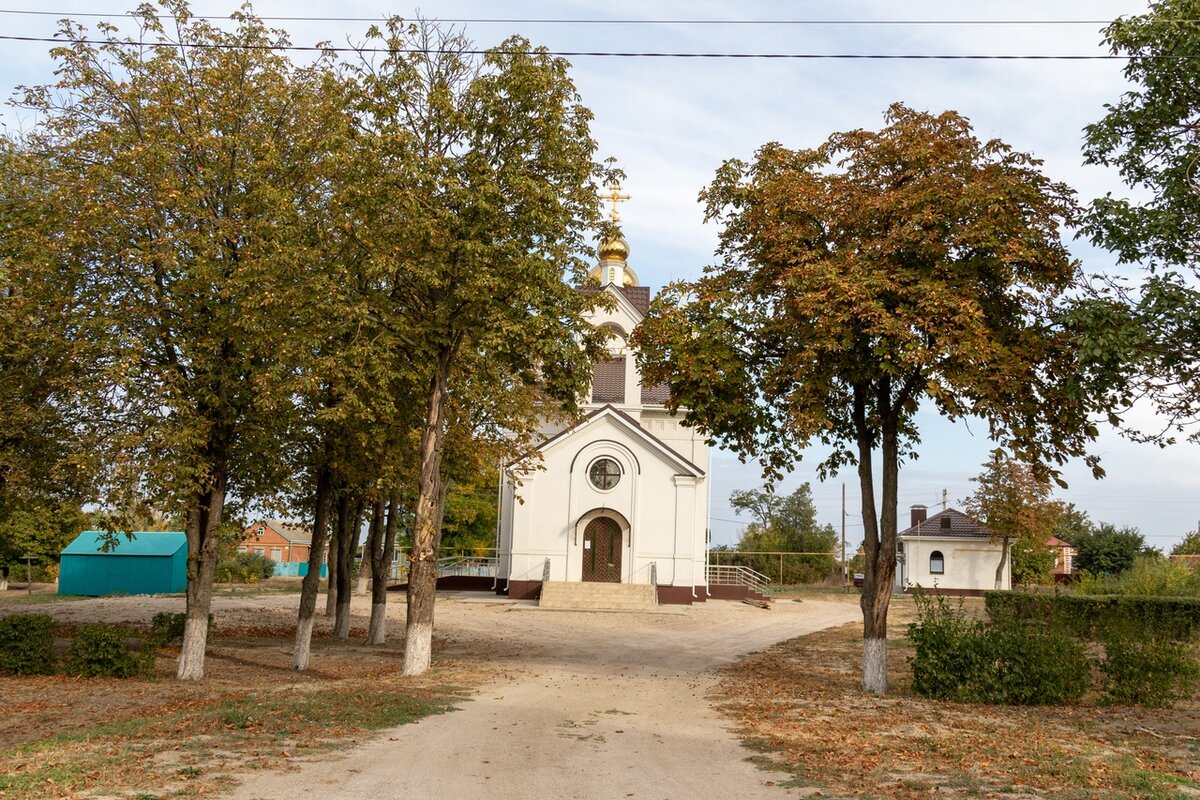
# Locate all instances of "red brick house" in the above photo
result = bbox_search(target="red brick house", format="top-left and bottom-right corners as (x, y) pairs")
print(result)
(239, 520), (317, 565)
(1047, 535), (1077, 576)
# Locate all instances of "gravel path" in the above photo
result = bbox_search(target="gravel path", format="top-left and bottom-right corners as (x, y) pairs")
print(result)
(12, 589), (862, 799)
(225, 592), (862, 800)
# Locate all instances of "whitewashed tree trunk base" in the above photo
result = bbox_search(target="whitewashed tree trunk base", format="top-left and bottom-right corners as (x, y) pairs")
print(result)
(176, 617), (210, 680)
(862, 637), (888, 694)
(367, 603), (387, 645)
(0, 576), (8, 592)
(293, 616), (315, 670)
(402, 621), (432, 676)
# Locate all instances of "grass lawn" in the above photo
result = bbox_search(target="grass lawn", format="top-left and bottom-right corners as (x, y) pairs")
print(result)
(716, 594), (1200, 799)
(0, 606), (479, 800)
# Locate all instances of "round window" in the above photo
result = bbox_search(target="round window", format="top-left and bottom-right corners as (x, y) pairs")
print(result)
(588, 457), (622, 490)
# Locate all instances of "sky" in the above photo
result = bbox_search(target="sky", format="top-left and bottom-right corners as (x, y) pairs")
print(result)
(2, 0), (1196, 552)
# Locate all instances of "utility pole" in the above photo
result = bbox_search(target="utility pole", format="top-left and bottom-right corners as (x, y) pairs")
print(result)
(941, 488), (948, 511)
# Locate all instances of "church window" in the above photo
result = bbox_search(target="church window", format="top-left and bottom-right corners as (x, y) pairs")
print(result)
(588, 457), (622, 490)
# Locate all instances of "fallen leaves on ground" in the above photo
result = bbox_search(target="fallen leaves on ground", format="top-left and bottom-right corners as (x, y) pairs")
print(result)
(715, 609), (1200, 800)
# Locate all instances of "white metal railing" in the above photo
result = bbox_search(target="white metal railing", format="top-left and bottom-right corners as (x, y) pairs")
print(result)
(707, 563), (770, 594)
(436, 556), (497, 578)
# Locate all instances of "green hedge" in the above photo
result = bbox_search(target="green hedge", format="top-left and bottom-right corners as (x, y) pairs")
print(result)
(908, 594), (1090, 705)
(0, 614), (56, 675)
(984, 591), (1200, 641)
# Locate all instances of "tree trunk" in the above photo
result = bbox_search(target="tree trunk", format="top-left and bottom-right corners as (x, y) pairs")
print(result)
(995, 535), (1011, 590)
(324, 516), (339, 618)
(365, 494), (391, 644)
(0, 565), (8, 592)
(403, 359), (451, 676)
(855, 381), (899, 695)
(293, 463), (333, 671)
(177, 470), (227, 681)
(333, 495), (355, 640)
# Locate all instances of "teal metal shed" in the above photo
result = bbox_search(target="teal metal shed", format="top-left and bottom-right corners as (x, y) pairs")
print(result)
(59, 531), (188, 596)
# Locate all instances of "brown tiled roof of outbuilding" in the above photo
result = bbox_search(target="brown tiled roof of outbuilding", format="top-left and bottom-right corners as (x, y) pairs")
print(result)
(898, 509), (991, 539)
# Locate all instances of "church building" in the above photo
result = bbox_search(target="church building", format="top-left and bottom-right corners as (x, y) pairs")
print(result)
(495, 222), (712, 605)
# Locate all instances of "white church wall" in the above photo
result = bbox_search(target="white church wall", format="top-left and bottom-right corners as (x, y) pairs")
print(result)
(501, 413), (708, 591)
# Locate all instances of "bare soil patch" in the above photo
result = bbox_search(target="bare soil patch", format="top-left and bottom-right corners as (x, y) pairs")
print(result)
(715, 596), (1200, 799)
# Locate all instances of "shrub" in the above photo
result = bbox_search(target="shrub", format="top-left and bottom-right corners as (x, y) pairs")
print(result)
(1099, 628), (1200, 707)
(908, 593), (1090, 705)
(215, 552), (276, 583)
(979, 622), (1091, 705)
(65, 624), (152, 678)
(908, 594), (988, 699)
(149, 612), (186, 645)
(0, 613), (55, 675)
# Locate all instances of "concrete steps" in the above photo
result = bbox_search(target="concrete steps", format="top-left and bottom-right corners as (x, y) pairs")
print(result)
(539, 580), (658, 612)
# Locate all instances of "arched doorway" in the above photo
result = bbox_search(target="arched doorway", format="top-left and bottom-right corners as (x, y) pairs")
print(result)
(581, 517), (622, 582)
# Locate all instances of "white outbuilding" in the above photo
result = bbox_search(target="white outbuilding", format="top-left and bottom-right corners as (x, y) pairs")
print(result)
(896, 505), (1011, 594)
(496, 233), (711, 604)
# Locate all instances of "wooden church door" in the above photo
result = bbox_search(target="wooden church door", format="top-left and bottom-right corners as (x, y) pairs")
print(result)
(582, 517), (622, 582)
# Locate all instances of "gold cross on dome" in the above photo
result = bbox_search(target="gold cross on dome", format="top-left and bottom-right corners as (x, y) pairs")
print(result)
(603, 181), (631, 223)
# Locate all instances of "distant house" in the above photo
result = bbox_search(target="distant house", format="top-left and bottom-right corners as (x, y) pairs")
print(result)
(240, 520), (323, 577)
(895, 506), (1010, 595)
(1047, 535), (1077, 576)
(59, 531), (187, 596)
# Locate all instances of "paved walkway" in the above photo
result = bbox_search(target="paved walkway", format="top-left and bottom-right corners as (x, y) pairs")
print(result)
(225, 594), (862, 800)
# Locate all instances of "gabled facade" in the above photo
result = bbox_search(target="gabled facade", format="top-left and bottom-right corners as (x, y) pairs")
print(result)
(896, 505), (1010, 594)
(239, 520), (317, 565)
(496, 234), (711, 604)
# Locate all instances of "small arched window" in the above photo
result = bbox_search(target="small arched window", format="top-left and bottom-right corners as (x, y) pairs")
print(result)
(929, 550), (945, 574)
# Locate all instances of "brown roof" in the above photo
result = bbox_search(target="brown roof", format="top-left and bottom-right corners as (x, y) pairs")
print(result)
(577, 284), (650, 318)
(616, 285), (650, 316)
(591, 357), (626, 403)
(639, 381), (671, 405)
(898, 509), (991, 539)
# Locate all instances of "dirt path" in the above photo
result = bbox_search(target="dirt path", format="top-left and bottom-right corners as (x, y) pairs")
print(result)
(219, 592), (862, 800)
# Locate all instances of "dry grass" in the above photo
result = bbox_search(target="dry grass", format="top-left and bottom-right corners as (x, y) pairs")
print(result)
(715, 596), (1200, 799)
(0, 615), (484, 800)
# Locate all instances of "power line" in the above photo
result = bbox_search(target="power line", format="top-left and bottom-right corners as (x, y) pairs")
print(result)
(0, 10), (1153, 24)
(0, 35), (1161, 59)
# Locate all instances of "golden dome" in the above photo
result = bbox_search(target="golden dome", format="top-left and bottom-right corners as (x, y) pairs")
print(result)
(588, 262), (638, 287)
(598, 236), (629, 263)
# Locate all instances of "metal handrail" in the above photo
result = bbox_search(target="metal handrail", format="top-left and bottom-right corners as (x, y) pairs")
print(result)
(706, 563), (770, 594)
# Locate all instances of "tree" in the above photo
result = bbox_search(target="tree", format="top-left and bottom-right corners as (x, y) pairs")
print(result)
(14, 3), (350, 678)
(635, 105), (1102, 693)
(962, 452), (1061, 589)
(345, 21), (613, 676)
(1172, 530), (1200, 555)
(1073, 523), (1152, 575)
(730, 484), (837, 583)
(1052, 502), (1094, 545)
(1081, 1), (1200, 442)
(0, 142), (96, 589)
